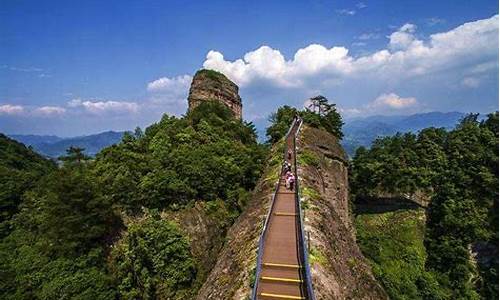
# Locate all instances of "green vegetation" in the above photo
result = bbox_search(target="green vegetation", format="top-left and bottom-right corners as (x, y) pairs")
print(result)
(266, 95), (343, 144)
(1, 147), (117, 299)
(0, 134), (55, 237)
(355, 209), (448, 300)
(0, 101), (267, 299)
(309, 247), (328, 267)
(351, 112), (499, 299)
(298, 149), (320, 168)
(198, 69), (229, 83)
(94, 101), (266, 212)
(110, 211), (196, 299)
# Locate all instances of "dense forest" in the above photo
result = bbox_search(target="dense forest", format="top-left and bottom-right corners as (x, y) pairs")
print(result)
(1, 96), (498, 300)
(351, 112), (499, 299)
(0, 101), (267, 299)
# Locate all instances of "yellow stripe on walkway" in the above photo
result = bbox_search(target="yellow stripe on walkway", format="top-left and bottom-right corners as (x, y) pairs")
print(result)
(263, 262), (301, 269)
(259, 292), (305, 299)
(274, 212), (297, 216)
(261, 276), (303, 283)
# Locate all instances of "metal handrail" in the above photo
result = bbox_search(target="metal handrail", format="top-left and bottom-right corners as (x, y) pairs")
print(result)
(293, 119), (316, 300)
(251, 121), (295, 299)
(252, 117), (315, 300)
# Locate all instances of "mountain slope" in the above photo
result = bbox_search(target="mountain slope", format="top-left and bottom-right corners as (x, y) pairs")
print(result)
(10, 131), (125, 157)
(342, 112), (467, 156)
(0, 134), (55, 235)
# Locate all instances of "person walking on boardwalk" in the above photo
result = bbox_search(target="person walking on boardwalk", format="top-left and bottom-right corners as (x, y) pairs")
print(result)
(285, 171), (295, 190)
(283, 161), (291, 173)
(288, 172), (295, 190)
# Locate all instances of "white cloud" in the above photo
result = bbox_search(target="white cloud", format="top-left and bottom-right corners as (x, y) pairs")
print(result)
(33, 106), (66, 116)
(352, 42), (367, 47)
(358, 32), (381, 40)
(146, 75), (192, 115)
(356, 2), (367, 9)
(369, 93), (417, 109)
(339, 93), (419, 118)
(201, 15), (498, 89)
(68, 99), (139, 114)
(388, 23), (417, 50)
(147, 75), (192, 92)
(336, 9), (356, 16)
(426, 17), (445, 26)
(0, 104), (25, 115)
(461, 77), (480, 88)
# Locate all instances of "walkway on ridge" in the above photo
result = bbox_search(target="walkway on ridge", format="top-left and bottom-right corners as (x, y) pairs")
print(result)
(255, 119), (310, 300)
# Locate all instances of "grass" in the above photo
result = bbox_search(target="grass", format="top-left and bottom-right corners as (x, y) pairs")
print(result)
(302, 186), (321, 201)
(198, 69), (228, 82)
(309, 247), (328, 267)
(298, 149), (320, 168)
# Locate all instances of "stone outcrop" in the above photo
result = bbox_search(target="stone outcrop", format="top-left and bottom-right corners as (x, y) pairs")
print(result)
(297, 126), (387, 299)
(188, 69), (242, 119)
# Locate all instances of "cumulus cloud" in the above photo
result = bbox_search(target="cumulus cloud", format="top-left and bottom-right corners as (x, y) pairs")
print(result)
(388, 23), (417, 50)
(147, 75), (192, 92)
(68, 99), (139, 114)
(369, 93), (417, 109)
(145, 74), (192, 115)
(201, 15), (498, 88)
(0, 104), (25, 115)
(33, 106), (66, 116)
(338, 93), (419, 117)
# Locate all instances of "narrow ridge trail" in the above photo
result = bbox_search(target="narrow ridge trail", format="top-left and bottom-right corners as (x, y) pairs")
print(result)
(254, 119), (314, 300)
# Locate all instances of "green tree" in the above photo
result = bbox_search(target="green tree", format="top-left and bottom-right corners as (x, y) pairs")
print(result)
(59, 146), (89, 165)
(110, 211), (196, 299)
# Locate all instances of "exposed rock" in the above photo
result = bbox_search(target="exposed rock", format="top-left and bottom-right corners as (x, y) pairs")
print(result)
(161, 200), (234, 292)
(188, 69), (242, 119)
(197, 125), (387, 299)
(297, 126), (388, 299)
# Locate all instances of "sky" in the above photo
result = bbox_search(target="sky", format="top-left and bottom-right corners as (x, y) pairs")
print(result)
(0, 0), (498, 136)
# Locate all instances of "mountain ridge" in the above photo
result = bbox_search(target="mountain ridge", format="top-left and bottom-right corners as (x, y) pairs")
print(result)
(9, 131), (126, 158)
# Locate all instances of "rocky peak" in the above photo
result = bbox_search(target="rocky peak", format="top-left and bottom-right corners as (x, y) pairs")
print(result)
(188, 69), (242, 119)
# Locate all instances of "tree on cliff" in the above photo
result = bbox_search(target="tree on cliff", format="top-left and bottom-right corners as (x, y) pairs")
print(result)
(266, 96), (343, 143)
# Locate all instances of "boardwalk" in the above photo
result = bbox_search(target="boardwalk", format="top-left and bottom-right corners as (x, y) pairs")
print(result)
(255, 120), (310, 300)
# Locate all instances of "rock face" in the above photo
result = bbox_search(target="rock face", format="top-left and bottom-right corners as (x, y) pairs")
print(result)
(196, 126), (387, 299)
(161, 200), (234, 293)
(297, 126), (387, 299)
(188, 69), (242, 119)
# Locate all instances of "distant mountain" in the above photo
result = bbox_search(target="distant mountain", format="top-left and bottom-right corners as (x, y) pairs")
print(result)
(342, 112), (469, 157)
(10, 134), (63, 146)
(9, 131), (126, 158)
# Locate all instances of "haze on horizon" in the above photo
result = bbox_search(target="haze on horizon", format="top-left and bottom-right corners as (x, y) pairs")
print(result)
(0, 0), (498, 137)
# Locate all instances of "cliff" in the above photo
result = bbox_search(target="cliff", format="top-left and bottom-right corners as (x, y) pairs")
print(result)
(297, 126), (387, 299)
(188, 69), (242, 119)
(197, 125), (387, 299)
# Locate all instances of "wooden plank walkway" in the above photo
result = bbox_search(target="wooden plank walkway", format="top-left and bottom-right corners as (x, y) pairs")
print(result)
(256, 121), (306, 300)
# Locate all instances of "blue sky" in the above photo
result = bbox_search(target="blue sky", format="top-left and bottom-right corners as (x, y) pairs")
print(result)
(0, 0), (498, 136)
